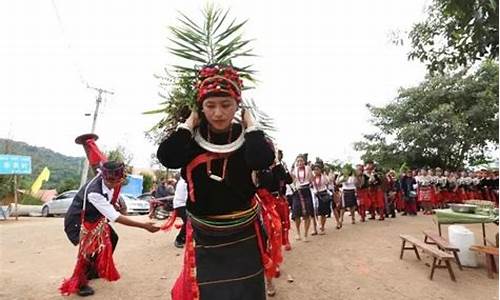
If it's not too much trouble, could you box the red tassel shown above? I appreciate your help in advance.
[160,210,178,231]
[171,220,199,300]
[96,233,120,281]
[254,189,284,279]
[84,138,107,168]
[59,256,88,295]
[59,220,120,296]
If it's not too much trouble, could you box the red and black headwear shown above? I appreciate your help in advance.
[102,161,125,183]
[195,65,243,103]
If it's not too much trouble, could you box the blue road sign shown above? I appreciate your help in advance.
[0,155,32,175]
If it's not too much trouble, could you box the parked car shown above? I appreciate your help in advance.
[120,194,150,215]
[137,192,155,202]
[42,190,149,217]
[41,190,78,217]
[137,192,174,219]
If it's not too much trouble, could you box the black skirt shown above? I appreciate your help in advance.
[342,189,357,208]
[191,217,265,300]
[292,187,314,219]
[316,190,332,216]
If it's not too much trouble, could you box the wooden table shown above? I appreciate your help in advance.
[434,209,498,246]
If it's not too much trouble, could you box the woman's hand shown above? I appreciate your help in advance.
[241,108,255,129]
[185,110,200,130]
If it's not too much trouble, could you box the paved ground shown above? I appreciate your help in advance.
[0,213,498,300]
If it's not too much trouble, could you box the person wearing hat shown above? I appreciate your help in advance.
[157,65,277,299]
[60,161,160,297]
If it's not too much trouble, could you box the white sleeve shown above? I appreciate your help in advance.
[173,179,188,209]
[87,192,121,222]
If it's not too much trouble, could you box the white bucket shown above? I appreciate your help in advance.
[448,225,478,267]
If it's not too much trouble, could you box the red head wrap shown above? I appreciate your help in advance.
[196,65,243,103]
[102,161,125,182]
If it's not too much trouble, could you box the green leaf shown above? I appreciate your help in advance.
[216,20,248,43]
[143,108,167,115]
[212,9,230,34]
[170,49,208,63]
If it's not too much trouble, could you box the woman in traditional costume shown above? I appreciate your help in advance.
[311,164,332,234]
[355,164,370,222]
[157,65,280,300]
[291,154,315,241]
[336,167,358,224]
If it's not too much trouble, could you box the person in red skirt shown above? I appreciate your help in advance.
[400,168,417,216]
[355,164,370,222]
[257,149,293,251]
[385,169,398,218]
[447,171,458,203]
[428,168,439,210]
[60,161,160,297]
[417,168,433,215]
[471,170,483,200]
[439,170,451,207]
[365,161,385,221]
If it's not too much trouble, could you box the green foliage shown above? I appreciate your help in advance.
[141,172,154,194]
[106,145,134,174]
[0,139,83,198]
[20,194,44,205]
[56,178,79,193]
[0,175,13,201]
[406,0,498,73]
[341,163,354,176]
[399,162,410,175]
[145,4,273,143]
[166,4,257,76]
[106,145,133,165]
[355,60,499,170]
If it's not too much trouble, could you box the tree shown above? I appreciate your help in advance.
[354,134,409,170]
[405,0,498,73]
[56,178,80,193]
[355,59,499,170]
[106,145,133,173]
[141,172,154,194]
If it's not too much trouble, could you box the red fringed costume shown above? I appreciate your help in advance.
[59,180,122,295]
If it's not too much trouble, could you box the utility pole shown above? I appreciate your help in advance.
[79,86,114,187]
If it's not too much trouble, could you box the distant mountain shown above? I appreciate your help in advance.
[0,139,85,195]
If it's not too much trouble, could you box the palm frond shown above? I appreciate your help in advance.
[145,5,275,143]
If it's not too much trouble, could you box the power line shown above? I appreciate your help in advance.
[50,0,89,88]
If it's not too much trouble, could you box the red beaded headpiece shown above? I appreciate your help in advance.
[196,65,243,103]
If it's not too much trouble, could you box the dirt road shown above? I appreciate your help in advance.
[0,214,498,300]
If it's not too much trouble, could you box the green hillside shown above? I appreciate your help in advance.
[0,139,84,198]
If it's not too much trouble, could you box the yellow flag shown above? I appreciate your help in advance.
[31,167,50,195]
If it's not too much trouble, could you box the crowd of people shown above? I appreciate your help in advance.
[59,62,499,299]
[273,157,500,242]
[157,151,500,297]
